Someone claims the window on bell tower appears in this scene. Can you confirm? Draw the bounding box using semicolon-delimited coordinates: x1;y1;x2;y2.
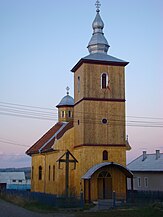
78;76;80;93
103;150;108;160
68;110;71;118
101;73;108;89
61;111;65;118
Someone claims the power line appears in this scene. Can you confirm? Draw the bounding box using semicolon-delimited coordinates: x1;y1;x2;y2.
0;154;29;156
0;105;57;116
1;101;163;120
1;111;163;127
0;140;28;147
0;112;57;121
0;101;163;127
73;119;163;128
0;101;56;111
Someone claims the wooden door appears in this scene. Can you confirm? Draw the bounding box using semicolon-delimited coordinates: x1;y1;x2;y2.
98;171;112;199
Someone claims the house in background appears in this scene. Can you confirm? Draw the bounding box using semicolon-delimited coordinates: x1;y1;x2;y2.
127;150;163;191
0;172;31;190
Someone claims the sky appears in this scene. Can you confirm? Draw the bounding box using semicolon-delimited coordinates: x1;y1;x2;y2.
0;0;163;168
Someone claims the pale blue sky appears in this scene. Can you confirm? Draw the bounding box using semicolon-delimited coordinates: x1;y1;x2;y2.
0;0;163;168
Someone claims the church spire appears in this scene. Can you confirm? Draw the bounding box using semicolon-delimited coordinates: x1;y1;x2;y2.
87;0;110;54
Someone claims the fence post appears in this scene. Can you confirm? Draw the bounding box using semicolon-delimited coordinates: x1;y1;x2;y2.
80;191;84;208
112;191;116;208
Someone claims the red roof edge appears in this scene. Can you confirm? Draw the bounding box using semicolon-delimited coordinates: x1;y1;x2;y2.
26;121;74;156
26;122;63;156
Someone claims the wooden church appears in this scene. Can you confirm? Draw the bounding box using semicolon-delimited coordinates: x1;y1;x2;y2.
26;1;133;202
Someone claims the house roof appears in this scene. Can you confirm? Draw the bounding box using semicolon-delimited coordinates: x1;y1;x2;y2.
0;172;25;183
127;151;163;172
26;121;73;156
82;162;133;179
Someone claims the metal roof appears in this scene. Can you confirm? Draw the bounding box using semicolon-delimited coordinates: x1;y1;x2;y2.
71;53;129;72
56;95;74;108
71;2;129;72
0;172;25;182
127;152;163;172
83;53;128;64
82;162;133;179
87;10;109;54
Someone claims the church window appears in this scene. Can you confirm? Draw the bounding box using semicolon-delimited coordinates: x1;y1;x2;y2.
101;73;108;89
68;110;71;118
53;165;55;181
102;118;107;124
98;171;111;178
103;150;108;160
78;76;80;92
49;165;51;181
39;166;42;180
61;111;65;118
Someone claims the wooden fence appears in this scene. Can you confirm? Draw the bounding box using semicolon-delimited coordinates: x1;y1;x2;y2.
1;189;84;208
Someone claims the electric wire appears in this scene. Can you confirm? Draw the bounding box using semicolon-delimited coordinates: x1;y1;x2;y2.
0;139;28;147
0;101;163;127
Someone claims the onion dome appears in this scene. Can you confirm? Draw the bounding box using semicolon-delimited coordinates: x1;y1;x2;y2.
87;0;110;54
56;87;74;108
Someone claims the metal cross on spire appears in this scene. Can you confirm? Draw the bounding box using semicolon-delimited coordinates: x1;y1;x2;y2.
95;0;101;12
66;86;70;95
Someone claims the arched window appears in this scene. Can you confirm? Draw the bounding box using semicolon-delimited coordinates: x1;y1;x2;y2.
101;73;108;89
61;111;65;118
53;165;55;181
98;171;111;178
49;165;51;181
103;150;108;160
38;166;42;180
78;76;80;93
68;110;71;118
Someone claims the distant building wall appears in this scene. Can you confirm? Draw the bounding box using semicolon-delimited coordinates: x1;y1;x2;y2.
0;172;31;190
128;172;163;191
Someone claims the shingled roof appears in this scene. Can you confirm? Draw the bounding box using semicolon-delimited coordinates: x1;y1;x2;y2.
26;121;73;156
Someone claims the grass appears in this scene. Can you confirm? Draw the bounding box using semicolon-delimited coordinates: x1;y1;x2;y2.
76;206;163;217
0;192;58;213
0;192;163;216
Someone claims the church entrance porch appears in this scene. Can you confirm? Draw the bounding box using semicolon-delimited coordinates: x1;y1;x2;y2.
82;162;133;202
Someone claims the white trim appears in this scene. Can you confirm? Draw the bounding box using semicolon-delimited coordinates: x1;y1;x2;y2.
39;122;68;153
101;72;108;89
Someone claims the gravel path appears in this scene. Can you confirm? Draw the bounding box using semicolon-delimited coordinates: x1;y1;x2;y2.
0;199;75;217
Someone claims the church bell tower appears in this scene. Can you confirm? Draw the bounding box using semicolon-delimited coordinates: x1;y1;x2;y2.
71;1;129;166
